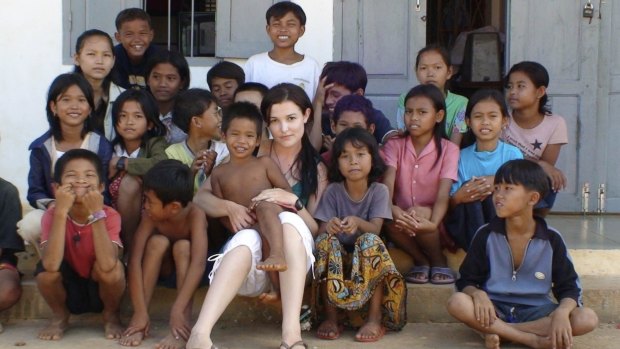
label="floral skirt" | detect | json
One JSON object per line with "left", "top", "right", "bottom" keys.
{"left": 312, "top": 232, "right": 407, "bottom": 330}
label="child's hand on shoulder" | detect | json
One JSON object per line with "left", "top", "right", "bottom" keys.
{"left": 82, "top": 188, "right": 104, "bottom": 214}
{"left": 341, "top": 216, "right": 359, "bottom": 235}
{"left": 326, "top": 217, "right": 342, "bottom": 235}
{"left": 538, "top": 161, "right": 567, "bottom": 192}
{"left": 471, "top": 289, "right": 496, "bottom": 328}
{"left": 54, "top": 184, "right": 76, "bottom": 214}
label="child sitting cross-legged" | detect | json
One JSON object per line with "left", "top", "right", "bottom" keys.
{"left": 446, "top": 159, "right": 598, "bottom": 349}
{"left": 210, "top": 101, "right": 294, "bottom": 300}
{"left": 36, "top": 149, "right": 125, "bottom": 341}
{"left": 314, "top": 128, "right": 406, "bottom": 343}
{"left": 120, "top": 160, "right": 209, "bottom": 349}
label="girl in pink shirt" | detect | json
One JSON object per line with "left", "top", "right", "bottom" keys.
{"left": 383, "top": 84, "right": 459, "bottom": 285}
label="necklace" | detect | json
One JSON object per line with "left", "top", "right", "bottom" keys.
{"left": 67, "top": 215, "right": 88, "bottom": 243}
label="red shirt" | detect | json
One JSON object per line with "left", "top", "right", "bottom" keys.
{"left": 41, "top": 206, "right": 122, "bottom": 278}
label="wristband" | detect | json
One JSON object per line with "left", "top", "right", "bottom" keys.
{"left": 87, "top": 210, "right": 107, "bottom": 225}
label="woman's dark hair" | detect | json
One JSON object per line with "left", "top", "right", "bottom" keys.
{"left": 505, "top": 61, "right": 551, "bottom": 115}
{"left": 145, "top": 49, "right": 191, "bottom": 91}
{"left": 403, "top": 84, "right": 447, "bottom": 168}
{"left": 261, "top": 83, "right": 318, "bottom": 201}
{"left": 494, "top": 159, "right": 550, "bottom": 201}
{"left": 111, "top": 89, "right": 165, "bottom": 150}
{"left": 461, "top": 89, "right": 509, "bottom": 148}
{"left": 328, "top": 127, "right": 385, "bottom": 184}
{"left": 46, "top": 73, "right": 95, "bottom": 141}
{"left": 73, "top": 29, "right": 117, "bottom": 134}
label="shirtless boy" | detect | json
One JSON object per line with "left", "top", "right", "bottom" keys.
{"left": 211, "top": 102, "right": 293, "bottom": 296}
{"left": 121, "top": 160, "right": 208, "bottom": 349}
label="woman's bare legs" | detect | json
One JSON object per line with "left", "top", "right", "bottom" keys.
{"left": 279, "top": 223, "right": 307, "bottom": 348}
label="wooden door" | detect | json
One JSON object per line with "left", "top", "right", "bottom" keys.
{"left": 508, "top": 0, "right": 600, "bottom": 212}
{"left": 333, "top": 0, "right": 427, "bottom": 125}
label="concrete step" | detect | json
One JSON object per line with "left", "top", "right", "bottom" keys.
{"left": 5, "top": 245, "right": 620, "bottom": 324}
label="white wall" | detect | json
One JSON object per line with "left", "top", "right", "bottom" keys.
{"left": 0, "top": 1, "right": 73, "bottom": 202}
{"left": 0, "top": 0, "right": 333, "bottom": 203}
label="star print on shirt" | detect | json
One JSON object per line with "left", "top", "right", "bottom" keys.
{"left": 531, "top": 139, "right": 542, "bottom": 150}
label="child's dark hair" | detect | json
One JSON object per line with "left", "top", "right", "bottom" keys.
{"left": 461, "top": 89, "right": 509, "bottom": 148}
{"left": 145, "top": 50, "right": 191, "bottom": 91}
{"left": 73, "top": 29, "right": 116, "bottom": 134}
{"left": 53, "top": 149, "right": 103, "bottom": 184}
{"left": 332, "top": 94, "right": 374, "bottom": 125}
{"left": 261, "top": 83, "right": 318, "bottom": 200}
{"left": 415, "top": 44, "right": 451, "bottom": 69}
{"left": 505, "top": 61, "right": 550, "bottom": 115}
{"left": 222, "top": 102, "right": 263, "bottom": 136}
{"left": 46, "top": 73, "right": 94, "bottom": 141}
{"left": 266, "top": 1, "right": 306, "bottom": 25}
{"left": 143, "top": 160, "right": 193, "bottom": 207}
{"left": 206, "top": 61, "right": 245, "bottom": 89}
{"left": 115, "top": 8, "right": 152, "bottom": 30}
{"left": 112, "top": 89, "right": 166, "bottom": 149}
{"left": 172, "top": 88, "right": 217, "bottom": 133}
{"left": 234, "top": 82, "right": 269, "bottom": 99}
{"left": 320, "top": 61, "right": 367, "bottom": 93}
{"left": 328, "top": 127, "right": 385, "bottom": 184}
{"left": 404, "top": 84, "right": 447, "bottom": 167}
{"left": 494, "top": 159, "right": 550, "bottom": 201}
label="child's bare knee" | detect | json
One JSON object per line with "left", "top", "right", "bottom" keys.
{"left": 571, "top": 307, "right": 599, "bottom": 335}
{"left": 145, "top": 234, "right": 171, "bottom": 255}
{"left": 446, "top": 292, "right": 472, "bottom": 315}
{"left": 172, "top": 239, "right": 191, "bottom": 260}
{"left": 119, "top": 174, "right": 141, "bottom": 196}
{"left": 0, "top": 277, "right": 22, "bottom": 307}
{"left": 93, "top": 260, "right": 125, "bottom": 285}
{"left": 36, "top": 270, "right": 62, "bottom": 285}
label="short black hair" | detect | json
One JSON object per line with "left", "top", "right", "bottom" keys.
{"left": 143, "top": 160, "right": 193, "bottom": 207}
{"left": 328, "top": 127, "right": 385, "bottom": 184}
{"left": 115, "top": 8, "right": 152, "bottom": 30}
{"left": 494, "top": 159, "right": 550, "bottom": 200}
{"left": 206, "top": 61, "right": 245, "bottom": 89}
{"left": 53, "top": 149, "right": 104, "bottom": 184}
{"left": 332, "top": 94, "right": 374, "bottom": 125}
{"left": 172, "top": 88, "right": 217, "bottom": 133}
{"left": 46, "top": 73, "right": 95, "bottom": 142}
{"left": 234, "top": 82, "right": 269, "bottom": 99}
{"left": 222, "top": 102, "right": 263, "bottom": 136}
{"left": 265, "top": 1, "right": 306, "bottom": 25}
{"left": 320, "top": 61, "right": 368, "bottom": 92}
{"left": 145, "top": 49, "right": 191, "bottom": 91}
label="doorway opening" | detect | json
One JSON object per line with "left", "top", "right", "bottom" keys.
{"left": 426, "top": 0, "right": 507, "bottom": 98}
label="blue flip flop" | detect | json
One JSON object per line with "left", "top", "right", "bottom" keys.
{"left": 429, "top": 266, "right": 456, "bottom": 284}
{"left": 404, "top": 265, "right": 430, "bottom": 284}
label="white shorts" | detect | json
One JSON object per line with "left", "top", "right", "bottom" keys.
{"left": 208, "top": 211, "right": 314, "bottom": 297}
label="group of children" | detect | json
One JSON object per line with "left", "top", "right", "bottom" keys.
{"left": 0, "top": 2, "right": 599, "bottom": 349}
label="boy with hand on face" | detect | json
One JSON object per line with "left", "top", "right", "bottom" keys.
{"left": 112, "top": 8, "right": 161, "bottom": 90}
{"left": 121, "top": 160, "right": 209, "bottom": 349}
{"left": 36, "top": 149, "right": 125, "bottom": 341}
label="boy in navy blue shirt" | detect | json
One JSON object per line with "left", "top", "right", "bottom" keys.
{"left": 112, "top": 8, "right": 160, "bottom": 89}
{"left": 446, "top": 159, "right": 598, "bottom": 349}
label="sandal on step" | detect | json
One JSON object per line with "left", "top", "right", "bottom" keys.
{"left": 280, "top": 340, "right": 308, "bottom": 349}
{"left": 430, "top": 266, "right": 456, "bottom": 284}
{"left": 404, "top": 265, "right": 430, "bottom": 284}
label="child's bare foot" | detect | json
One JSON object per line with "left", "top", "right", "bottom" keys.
{"left": 38, "top": 316, "right": 69, "bottom": 340}
{"left": 186, "top": 332, "right": 213, "bottom": 349}
{"left": 155, "top": 333, "right": 187, "bottom": 349}
{"left": 259, "top": 290, "right": 281, "bottom": 304}
{"left": 119, "top": 331, "right": 145, "bottom": 346}
{"left": 354, "top": 321, "right": 385, "bottom": 342}
{"left": 257, "top": 254, "right": 287, "bottom": 271}
{"left": 316, "top": 320, "right": 342, "bottom": 340}
{"left": 484, "top": 334, "right": 500, "bottom": 349}
{"left": 103, "top": 311, "right": 123, "bottom": 339}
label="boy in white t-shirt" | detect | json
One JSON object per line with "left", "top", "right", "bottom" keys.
{"left": 244, "top": 1, "right": 320, "bottom": 101}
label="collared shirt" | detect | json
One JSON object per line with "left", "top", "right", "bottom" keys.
{"left": 382, "top": 136, "right": 459, "bottom": 208}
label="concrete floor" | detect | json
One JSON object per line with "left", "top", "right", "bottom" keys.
{"left": 546, "top": 214, "right": 620, "bottom": 249}
{"left": 1, "top": 319, "right": 618, "bottom": 349}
